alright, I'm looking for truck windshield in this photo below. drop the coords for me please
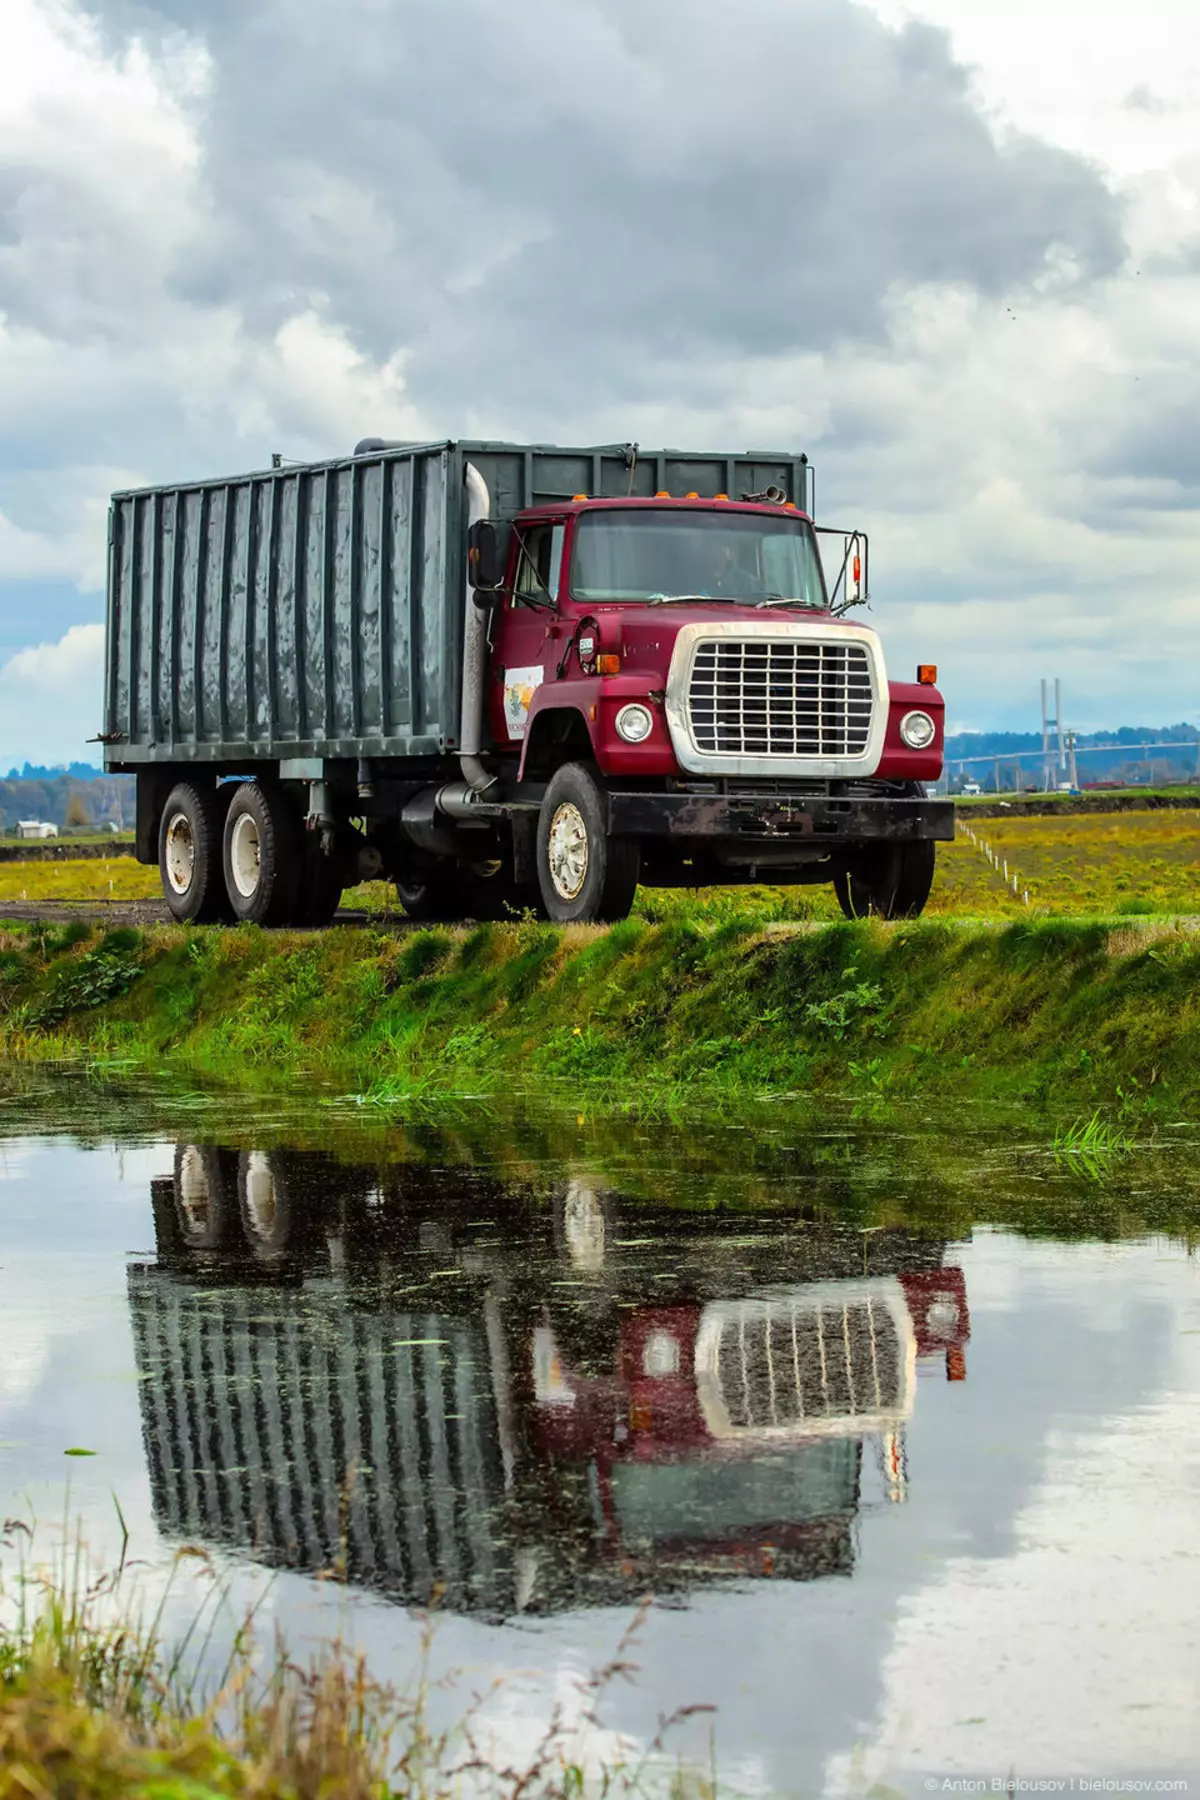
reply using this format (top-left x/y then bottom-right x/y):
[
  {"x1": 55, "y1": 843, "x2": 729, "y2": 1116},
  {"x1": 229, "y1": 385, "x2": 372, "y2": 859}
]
[{"x1": 570, "y1": 508, "x2": 827, "y2": 608}]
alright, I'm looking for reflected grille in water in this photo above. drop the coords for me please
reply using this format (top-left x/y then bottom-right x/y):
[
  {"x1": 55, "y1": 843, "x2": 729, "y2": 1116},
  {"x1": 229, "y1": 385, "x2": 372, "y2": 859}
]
[{"x1": 696, "y1": 1284, "x2": 913, "y2": 1438}]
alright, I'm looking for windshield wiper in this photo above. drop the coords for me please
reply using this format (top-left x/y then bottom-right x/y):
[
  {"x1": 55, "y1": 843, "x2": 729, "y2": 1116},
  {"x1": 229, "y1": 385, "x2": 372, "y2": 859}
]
[
  {"x1": 755, "y1": 594, "x2": 821, "y2": 609},
  {"x1": 646, "y1": 593, "x2": 750, "y2": 606}
]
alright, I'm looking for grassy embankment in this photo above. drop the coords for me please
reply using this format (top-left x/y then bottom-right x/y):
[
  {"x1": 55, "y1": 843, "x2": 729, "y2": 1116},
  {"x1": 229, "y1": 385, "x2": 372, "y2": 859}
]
[
  {"x1": 0, "y1": 807, "x2": 1195, "y2": 1112},
  {"x1": 1, "y1": 906, "x2": 1198, "y2": 1117},
  {"x1": 0, "y1": 1529, "x2": 697, "y2": 1799}
]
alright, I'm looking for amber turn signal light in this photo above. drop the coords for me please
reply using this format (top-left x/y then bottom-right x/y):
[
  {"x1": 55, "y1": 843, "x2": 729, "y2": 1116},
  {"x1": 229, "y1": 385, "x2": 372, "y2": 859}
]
[
  {"x1": 597, "y1": 653, "x2": 621, "y2": 675},
  {"x1": 918, "y1": 663, "x2": 938, "y2": 685}
]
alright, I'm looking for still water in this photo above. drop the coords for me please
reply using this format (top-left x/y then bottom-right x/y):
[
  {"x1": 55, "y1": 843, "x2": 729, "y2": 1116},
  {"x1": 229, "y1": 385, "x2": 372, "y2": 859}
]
[{"x1": 1, "y1": 1078, "x2": 1198, "y2": 1793}]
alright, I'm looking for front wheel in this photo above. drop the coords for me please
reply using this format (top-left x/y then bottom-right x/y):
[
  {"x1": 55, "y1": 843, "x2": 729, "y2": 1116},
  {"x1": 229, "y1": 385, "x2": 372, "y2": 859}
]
[
  {"x1": 536, "y1": 763, "x2": 639, "y2": 924},
  {"x1": 833, "y1": 839, "x2": 936, "y2": 920}
]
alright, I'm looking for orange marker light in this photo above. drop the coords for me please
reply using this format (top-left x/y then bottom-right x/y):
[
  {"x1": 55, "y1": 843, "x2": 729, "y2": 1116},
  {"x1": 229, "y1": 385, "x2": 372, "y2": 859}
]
[
  {"x1": 655, "y1": 489, "x2": 670, "y2": 497},
  {"x1": 685, "y1": 490, "x2": 699, "y2": 498},
  {"x1": 715, "y1": 492, "x2": 728, "y2": 500},
  {"x1": 572, "y1": 492, "x2": 588, "y2": 501},
  {"x1": 784, "y1": 501, "x2": 797, "y2": 510},
  {"x1": 918, "y1": 663, "x2": 938, "y2": 685},
  {"x1": 597, "y1": 653, "x2": 621, "y2": 675}
]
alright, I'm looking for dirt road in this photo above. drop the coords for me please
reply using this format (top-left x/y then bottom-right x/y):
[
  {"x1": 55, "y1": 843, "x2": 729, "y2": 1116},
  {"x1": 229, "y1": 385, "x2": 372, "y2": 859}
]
[{"x1": 0, "y1": 899, "x2": 395, "y2": 929}]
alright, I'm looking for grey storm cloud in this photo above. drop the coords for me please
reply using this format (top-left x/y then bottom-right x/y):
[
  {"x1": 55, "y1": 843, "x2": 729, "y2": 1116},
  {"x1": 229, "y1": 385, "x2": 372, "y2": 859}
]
[{"x1": 79, "y1": 0, "x2": 1124, "y2": 423}]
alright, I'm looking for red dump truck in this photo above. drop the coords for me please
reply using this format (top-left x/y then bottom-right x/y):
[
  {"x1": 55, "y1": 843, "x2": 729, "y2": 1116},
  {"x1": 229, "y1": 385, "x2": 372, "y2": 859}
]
[{"x1": 103, "y1": 440, "x2": 952, "y2": 925}]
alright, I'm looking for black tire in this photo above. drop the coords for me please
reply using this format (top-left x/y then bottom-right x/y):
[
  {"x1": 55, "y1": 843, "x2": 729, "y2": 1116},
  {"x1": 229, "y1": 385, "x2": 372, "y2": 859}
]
[
  {"x1": 237, "y1": 1150, "x2": 306, "y2": 1261},
  {"x1": 158, "y1": 781, "x2": 233, "y2": 923},
  {"x1": 237, "y1": 1149, "x2": 364, "y2": 1261},
  {"x1": 222, "y1": 781, "x2": 303, "y2": 926},
  {"x1": 462, "y1": 856, "x2": 545, "y2": 921},
  {"x1": 536, "y1": 762, "x2": 639, "y2": 924},
  {"x1": 395, "y1": 864, "x2": 458, "y2": 921},
  {"x1": 294, "y1": 836, "x2": 343, "y2": 927},
  {"x1": 173, "y1": 1144, "x2": 240, "y2": 1249},
  {"x1": 395, "y1": 858, "x2": 543, "y2": 922},
  {"x1": 833, "y1": 839, "x2": 936, "y2": 920}
]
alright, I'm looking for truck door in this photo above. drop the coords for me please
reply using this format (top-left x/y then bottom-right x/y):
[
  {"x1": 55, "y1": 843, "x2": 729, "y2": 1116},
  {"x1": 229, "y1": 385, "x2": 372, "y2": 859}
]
[{"x1": 488, "y1": 521, "x2": 566, "y2": 751}]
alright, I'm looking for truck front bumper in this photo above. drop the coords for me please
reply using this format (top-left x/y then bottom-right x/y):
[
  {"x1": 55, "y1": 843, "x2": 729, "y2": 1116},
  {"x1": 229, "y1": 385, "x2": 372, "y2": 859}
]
[{"x1": 606, "y1": 791, "x2": 955, "y2": 845}]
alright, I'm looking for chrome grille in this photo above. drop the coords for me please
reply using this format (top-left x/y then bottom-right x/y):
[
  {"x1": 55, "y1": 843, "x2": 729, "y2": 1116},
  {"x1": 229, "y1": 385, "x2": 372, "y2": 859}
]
[
  {"x1": 686, "y1": 638, "x2": 874, "y2": 760},
  {"x1": 698, "y1": 1293, "x2": 907, "y2": 1437}
]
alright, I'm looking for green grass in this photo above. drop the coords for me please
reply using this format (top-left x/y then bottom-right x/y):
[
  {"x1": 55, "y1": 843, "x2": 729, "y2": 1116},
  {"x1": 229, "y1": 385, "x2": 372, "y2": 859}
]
[
  {"x1": 2, "y1": 911, "x2": 1200, "y2": 1120},
  {"x1": 6, "y1": 802, "x2": 1196, "y2": 921}
]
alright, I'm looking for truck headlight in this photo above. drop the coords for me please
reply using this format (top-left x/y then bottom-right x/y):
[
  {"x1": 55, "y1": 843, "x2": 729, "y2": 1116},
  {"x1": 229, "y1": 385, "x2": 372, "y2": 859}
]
[
  {"x1": 615, "y1": 703, "x2": 653, "y2": 744},
  {"x1": 900, "y1": 709, "x2": 935, "y2": 750}
]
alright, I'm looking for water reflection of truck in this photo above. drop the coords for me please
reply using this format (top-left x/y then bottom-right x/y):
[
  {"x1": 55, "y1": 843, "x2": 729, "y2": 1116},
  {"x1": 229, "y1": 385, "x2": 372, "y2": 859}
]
[{"x1": 129, "y1": 1145, "x2": 969, "y2": 1616}]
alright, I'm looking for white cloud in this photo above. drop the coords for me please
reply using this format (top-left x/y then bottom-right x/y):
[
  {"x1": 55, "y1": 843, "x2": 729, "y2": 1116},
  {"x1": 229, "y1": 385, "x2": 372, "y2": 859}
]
[
  {"x1": 826, "y1": 1295, "x2": 1200, "y2": 1784},
  {"x1": 0, "y1": 0, "x2": 1195, "y2": 740},
  {"x1": 0, "y1": 621, "x2": 105, "y2": 764}
]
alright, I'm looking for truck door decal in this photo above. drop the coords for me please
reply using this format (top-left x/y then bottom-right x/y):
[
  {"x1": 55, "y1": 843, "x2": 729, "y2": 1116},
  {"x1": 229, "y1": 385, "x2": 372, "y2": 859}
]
[{"x1": 503, "y1": 665, "x2": 544, "y2": 741}]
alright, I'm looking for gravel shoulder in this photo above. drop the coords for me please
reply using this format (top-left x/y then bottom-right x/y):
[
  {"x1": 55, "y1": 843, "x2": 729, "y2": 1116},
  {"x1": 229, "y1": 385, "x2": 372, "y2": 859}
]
[{"x1": 0, "y1": 899, "x2": 397, "y2": 928}]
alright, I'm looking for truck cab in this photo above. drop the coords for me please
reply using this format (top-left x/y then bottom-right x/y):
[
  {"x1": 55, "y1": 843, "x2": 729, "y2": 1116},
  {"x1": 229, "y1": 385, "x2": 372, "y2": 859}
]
[{"x1": 468, "y1": 487, "x2": 950, "y2": 921}]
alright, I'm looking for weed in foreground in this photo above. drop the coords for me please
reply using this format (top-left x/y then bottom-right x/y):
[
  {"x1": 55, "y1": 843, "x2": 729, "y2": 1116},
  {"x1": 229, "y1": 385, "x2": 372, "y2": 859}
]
[{"x1": 0, "y1": 1517, "x2": 721, "y2": 1798}]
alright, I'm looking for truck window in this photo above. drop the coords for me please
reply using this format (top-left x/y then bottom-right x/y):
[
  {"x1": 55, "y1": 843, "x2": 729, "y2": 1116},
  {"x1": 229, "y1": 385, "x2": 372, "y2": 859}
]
[
  {"x1": 571, "y1": 508, "x2": 827, "y2": 607},
  {"x1": 513, "y1": 523, "x2": 565, "y2": 606}
]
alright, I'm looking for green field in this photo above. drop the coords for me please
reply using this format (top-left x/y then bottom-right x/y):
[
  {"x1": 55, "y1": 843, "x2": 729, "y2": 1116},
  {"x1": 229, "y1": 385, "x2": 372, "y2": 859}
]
[{"x1": 4, "y1": 806, "x2": 1195, "y2": 921}]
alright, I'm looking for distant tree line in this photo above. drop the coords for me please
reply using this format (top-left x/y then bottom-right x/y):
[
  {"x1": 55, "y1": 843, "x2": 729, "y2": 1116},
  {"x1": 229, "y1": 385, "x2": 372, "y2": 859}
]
[
  {"x1": 4, "y1": 761, "x2": 108, "y2": 781},
  {"x1": 0, "y1": 774, "x2": 135, "y2": 833}
]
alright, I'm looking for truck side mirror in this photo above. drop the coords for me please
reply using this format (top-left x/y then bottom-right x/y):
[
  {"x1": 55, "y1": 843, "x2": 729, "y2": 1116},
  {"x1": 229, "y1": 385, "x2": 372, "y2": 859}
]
[{"x1": 468, "y1": 519, "x2": 511, "y2": 594}]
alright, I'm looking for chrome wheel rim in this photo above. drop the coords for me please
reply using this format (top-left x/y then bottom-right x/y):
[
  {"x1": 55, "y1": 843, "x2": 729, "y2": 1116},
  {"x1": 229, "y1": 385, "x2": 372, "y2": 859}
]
[
  {"x1": 164, "y1": 812, "x2": 195, "y2": 895},
  {"x1": 548, "y1": 801, "x2": 588, "y2": 901},
  {"x1": 242, "y1": 1151, "x2": 278, "y2": 1242},
  {"x1": 230, "y1": 812, "x2": 262, "y2": 899},
  {"x1": 177, "y1": 1144, "x2": 211, "y2": 1237}
]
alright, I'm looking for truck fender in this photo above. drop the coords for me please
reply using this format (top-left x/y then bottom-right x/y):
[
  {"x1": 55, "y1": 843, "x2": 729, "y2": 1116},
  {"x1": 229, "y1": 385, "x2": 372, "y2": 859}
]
[{"x1": 517, "y1": 697, "x2": 600, "y2": 782}]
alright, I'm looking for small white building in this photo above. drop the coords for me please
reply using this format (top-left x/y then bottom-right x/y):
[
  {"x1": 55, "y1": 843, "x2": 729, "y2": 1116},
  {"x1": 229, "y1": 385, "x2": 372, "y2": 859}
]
[{"x1": 15, "y1": 820, "x2": 58, "y2": 840}]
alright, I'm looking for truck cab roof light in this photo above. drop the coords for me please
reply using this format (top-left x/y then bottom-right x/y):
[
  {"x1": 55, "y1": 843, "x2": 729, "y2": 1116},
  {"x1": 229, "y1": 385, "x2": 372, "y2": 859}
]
[
  {"x1": 784, "y1": 501, "x2": 797, "y2": 509},
  {"x1": 715, "y1": 492, "x2": 728, "y2": 500},
  {"x1": 572, "y1": 493, "x2": 588, "y2": 501},
  {"x1": 918, "y1": 664, "x2": 938, "y2": 685},
  {"x1": 685, "y1": 491, "x2": 699, "y2": 498},
  {"x1": 655, "y1": 489, "x2": 670, "y2": 497}
]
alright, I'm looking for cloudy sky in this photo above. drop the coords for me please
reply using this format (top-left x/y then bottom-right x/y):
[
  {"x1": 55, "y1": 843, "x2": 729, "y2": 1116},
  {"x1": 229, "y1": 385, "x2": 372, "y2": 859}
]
[{"x1": 1, "y1": 0, "x2": 1197, "y2": 765}]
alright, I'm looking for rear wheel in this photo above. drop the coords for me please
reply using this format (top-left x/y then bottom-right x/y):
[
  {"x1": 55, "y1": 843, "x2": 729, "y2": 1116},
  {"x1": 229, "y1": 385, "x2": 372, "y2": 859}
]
[
  {"x1": 222, "y1": 781, "x2": 303, "y2": 926},
  {"x1": 173, "y1": 1144, "x2": 239, "y2": 1249},
  {"x1": 833, "y1": 839, "x2": 936, "y2": 920},
  {"x1": 236, "y1": 1150, "x2": 316, "y2": 1261},
  {"x1": 158, "y1": 782, "x2": 232, "y2": 923},
  {"x1": 536, "y1": 762, "x2": 640, "y2": 924}
]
